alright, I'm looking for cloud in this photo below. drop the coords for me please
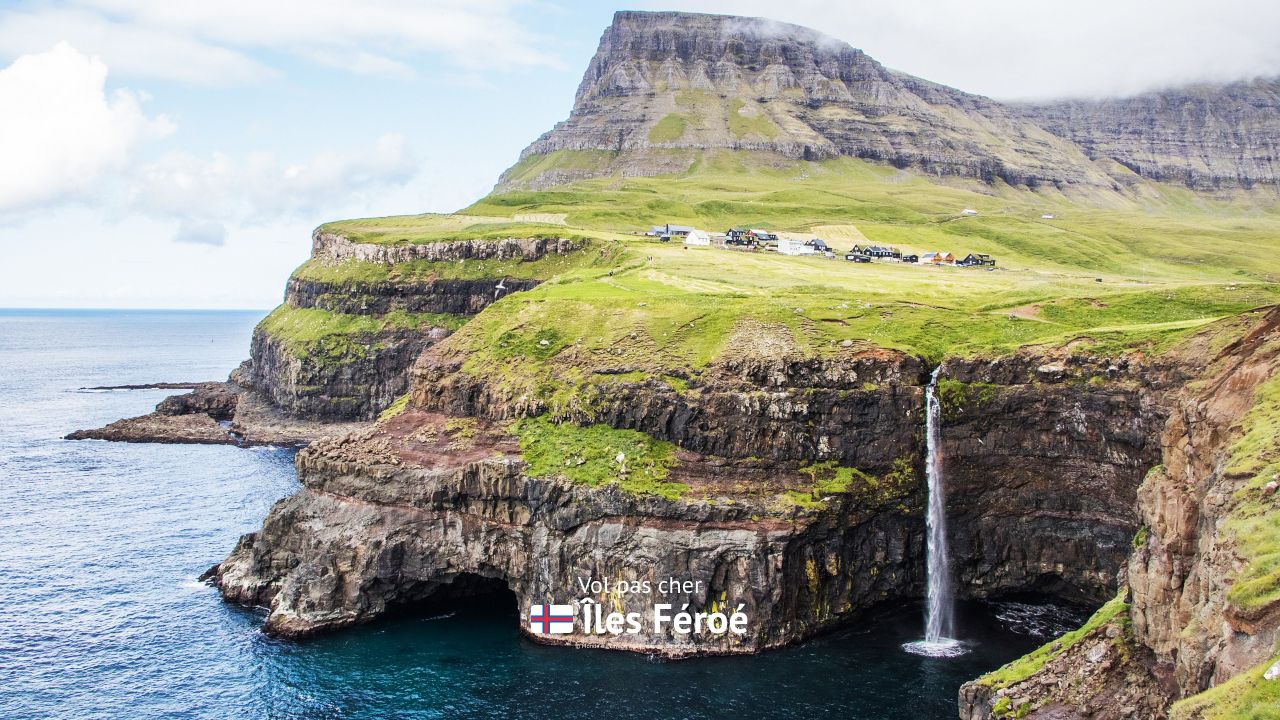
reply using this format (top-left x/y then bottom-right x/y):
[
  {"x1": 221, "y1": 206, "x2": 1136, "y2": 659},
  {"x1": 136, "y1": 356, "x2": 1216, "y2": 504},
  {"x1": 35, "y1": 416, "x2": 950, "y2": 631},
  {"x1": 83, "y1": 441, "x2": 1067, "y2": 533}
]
[
  {"x1": 0, "y1": 42, "x2": 172, "y2": 215},
  {"x1": 641, "y1": 0, "x2": 1280, "y2": 99},
  {"x1": 0, "y1": 8, "x2": 270, "y2": 84},
  {"x1": 130, "y1": 133, "x2": 420, "y2": 229},
  {"x1": 0, "y1": 0, "x2": 560, "y2": 85},
  {"x1": 173, "y1": 219, "x2": 226, "y2": 246}
]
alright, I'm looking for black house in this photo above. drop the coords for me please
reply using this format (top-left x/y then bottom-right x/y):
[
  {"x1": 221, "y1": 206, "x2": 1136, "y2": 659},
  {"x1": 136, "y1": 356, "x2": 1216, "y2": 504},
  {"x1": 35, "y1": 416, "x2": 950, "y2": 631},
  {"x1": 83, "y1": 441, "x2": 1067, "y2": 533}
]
[{"x1": 958, "y1": 253, "x2": 996, "y2": 267}]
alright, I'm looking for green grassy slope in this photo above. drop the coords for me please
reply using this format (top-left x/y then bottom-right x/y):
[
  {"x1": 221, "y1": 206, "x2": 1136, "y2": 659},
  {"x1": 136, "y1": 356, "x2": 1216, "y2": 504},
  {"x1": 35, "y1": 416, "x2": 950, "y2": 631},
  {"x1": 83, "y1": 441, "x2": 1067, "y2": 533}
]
[{"x1": 303, "y1": 153, "x2": 1280, "y2": 410}]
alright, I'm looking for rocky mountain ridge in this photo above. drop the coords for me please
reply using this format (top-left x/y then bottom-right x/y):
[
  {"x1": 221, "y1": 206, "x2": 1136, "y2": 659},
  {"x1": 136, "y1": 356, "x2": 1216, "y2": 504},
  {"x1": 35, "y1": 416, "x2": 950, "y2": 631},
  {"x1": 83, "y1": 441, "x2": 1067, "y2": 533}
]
[{"x1": 501, "y1": 11, "x2": 1280, "y2": 194}]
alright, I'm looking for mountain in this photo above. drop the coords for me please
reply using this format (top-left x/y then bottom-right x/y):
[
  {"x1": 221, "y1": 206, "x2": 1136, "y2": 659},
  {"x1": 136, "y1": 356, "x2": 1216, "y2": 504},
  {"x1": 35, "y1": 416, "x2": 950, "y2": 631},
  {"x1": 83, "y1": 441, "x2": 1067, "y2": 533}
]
[
  {"x1": 1017, "y1": 77, "x2": 1280, "y2": 190},
  {"x1": 500, "y1": 10, "x2": 1280, "y2": 195},
  {"x1": 501, "y1": 11, "x2": 1110, "y2": 191}
]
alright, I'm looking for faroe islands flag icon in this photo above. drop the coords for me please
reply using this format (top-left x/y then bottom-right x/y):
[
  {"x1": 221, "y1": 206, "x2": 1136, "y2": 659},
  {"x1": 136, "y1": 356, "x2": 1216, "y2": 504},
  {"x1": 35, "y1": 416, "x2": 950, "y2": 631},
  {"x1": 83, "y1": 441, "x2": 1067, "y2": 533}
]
[{"x1": 528, "y1": 604, "x2": 575, "y2": 634}]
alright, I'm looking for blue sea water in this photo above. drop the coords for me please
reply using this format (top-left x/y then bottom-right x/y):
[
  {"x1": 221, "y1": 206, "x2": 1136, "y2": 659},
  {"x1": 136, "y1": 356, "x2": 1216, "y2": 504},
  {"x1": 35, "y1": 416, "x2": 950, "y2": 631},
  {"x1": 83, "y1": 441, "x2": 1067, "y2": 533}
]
[{"x1": 0, "y1": 309, "x2": 1086, "y2": 720}]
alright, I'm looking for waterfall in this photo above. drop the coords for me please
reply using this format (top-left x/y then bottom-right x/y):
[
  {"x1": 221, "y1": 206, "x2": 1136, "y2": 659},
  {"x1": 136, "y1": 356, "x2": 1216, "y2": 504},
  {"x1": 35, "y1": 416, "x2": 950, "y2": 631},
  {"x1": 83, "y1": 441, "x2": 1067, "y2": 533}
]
[{"x1": 903, "y1": 366, "x2": 968, "y2": 657}]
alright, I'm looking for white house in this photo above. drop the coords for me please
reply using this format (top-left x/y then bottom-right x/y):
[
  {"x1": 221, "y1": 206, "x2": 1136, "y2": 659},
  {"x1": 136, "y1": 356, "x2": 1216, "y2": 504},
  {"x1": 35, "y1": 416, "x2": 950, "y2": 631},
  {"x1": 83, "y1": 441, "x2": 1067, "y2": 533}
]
[
  {"x1": 683, "y1": 229, "x2": 711, "y2": 246},
  {"x1": 961, "y1": 208, "x2": 979, "y2": 216},
  {"x1": 776, "y1": 237, "x2": 815, "y2": 256}
]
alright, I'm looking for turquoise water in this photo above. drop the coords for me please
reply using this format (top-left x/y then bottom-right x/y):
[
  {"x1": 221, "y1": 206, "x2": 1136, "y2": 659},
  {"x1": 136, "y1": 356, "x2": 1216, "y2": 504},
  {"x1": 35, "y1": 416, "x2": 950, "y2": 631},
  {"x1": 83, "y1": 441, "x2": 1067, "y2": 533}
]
[{"x1": 0, "y1": 310, "x2": 1085, "y2": 719}]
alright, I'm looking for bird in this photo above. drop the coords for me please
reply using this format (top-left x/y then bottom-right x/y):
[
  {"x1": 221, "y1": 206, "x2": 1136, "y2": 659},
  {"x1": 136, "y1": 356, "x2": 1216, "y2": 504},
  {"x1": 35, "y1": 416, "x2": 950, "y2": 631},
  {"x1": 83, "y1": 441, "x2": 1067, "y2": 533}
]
[{"x1": 494, "y1": 278, "x2": 507, "y2": 300}]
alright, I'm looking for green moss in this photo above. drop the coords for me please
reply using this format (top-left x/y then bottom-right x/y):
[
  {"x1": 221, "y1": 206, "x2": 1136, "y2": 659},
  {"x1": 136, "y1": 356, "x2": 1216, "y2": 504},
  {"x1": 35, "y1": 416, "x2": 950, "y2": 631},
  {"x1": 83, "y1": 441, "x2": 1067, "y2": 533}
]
[
  {"x1": 1223, "y1": 374, "x2": 1280, "y2": 613},
  {"x1": 256, "y1": 306, "x2": 467, "y2": 368},
  {"x1": 1133, "y1": 526, "x2": 1149, "y2": 549},
  {"x1": 514, "y1": 416, "x2": 687, "y2": 500},
  {"x1": 1170, "y1": 645, "x2": 1280, "y2": 720},
  {"x1": 978, "y1": 588, "x2": 1130, "y2": 691},
  {"x1": 728, "y1": 98, "x2": 779, "y2": 139},
  {"x1": 936, "y1": 379, "x2": 999, "y2": 417},
  {"x1": 661, "y1": 375, "x2": 690, "y2": 393},
  {"x1": 378, "y1": 393, "x2": 411, "y2": 422},
  {"x1": 782, "y1": 457, "x2": 916, "y2": 510},
  {"x1": 649, "y1": 114, "x2": 689, "y2": 143}
]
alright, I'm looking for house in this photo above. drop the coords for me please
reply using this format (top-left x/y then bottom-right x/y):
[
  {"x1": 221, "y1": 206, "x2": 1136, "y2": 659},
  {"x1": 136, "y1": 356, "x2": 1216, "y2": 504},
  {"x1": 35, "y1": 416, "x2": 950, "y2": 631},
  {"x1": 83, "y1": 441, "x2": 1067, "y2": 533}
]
[
  {"x1": 862, "y1": 245, "x2": 897, "y2": 258},
  {"x1": 961, "y1": 208, "x2": 979, "y2": 216},
  {"x1": 806, "y1": 238, "x2": 832, "y2": 253},
  {"x1": 920, "y1": 252, "x2": 956, "y2": 265},
  {"x1": 1041, "y1": 214, "x2": 1055, "y2": 219},
  {"x1": 725, "y1": 227, "x2": 752, "y2": 244},
  {"x1": 777, "y1": 237, "x2": 815, "y2": 256},
  {"x1": 899, "y1": 254, "x2": 919, "y2": 264},
  {"x1": 750, "y1": 228, "x2": 778, "y2": 243},
  {"x1": 648, "y1": 224, "x2": 695, "y2": 241},
  {"x1": 683, "y1": 229, "x2": 711, "y2": 246},
  {"x1": 957, "y1": 253, "x2": 996, "y2": 267},
  {"x1": 845, "y1": 252, "x2": 872, "y2": 263}
]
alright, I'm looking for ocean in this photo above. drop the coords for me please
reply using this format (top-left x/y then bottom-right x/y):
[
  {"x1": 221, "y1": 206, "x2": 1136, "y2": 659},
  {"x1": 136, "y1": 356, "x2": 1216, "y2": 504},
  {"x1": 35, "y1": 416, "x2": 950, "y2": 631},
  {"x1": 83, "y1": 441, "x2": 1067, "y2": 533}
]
[{"x1": 0, "y1": 309, "x2": 1084, "y2": 719}]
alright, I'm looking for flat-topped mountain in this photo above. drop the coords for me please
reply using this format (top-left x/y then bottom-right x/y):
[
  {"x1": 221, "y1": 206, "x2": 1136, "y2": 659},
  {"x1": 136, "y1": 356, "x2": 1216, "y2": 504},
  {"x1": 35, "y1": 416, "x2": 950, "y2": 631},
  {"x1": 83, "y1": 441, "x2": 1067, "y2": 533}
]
[{"x1": 501, "y1": 10, "x2": 1280, "y2": 194}]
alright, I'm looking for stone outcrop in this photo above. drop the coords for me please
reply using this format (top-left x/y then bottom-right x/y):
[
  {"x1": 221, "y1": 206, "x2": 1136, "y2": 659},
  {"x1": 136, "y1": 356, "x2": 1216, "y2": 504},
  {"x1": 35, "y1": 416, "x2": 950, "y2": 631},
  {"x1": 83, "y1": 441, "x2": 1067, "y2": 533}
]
[{"x1": 65, "y1": 381, "x2": 369, "y2": 446}]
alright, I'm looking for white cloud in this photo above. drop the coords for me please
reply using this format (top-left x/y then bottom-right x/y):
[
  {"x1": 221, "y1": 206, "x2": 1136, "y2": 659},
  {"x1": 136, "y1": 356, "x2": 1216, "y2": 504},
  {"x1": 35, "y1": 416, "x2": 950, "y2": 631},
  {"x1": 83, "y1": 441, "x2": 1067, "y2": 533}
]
[
  {"x1": 0, "y1": 43, "x2": 172, "y2": 215},
  {"x1": 0, "y1": 8, "x2": 270, "y2": 84},
  {"x1": 643, "y1": 0, "x2": 1280, "y2": 99},
  {"x1": 173, "y1": 219, "x2": 226, "y2": 246},
  {"x1": 0, "y1": 0, "x2": 560, "y2": 85},
  {"x1": 130, "y1": 133, "x2": 420, "y2": 236}
]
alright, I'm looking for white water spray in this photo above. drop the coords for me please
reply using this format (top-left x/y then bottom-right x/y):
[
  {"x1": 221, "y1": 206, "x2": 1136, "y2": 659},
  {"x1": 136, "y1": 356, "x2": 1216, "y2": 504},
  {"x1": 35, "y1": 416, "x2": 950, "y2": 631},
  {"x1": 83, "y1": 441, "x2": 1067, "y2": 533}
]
[{"x1": 903, "y1": 367, "x2": 968, "y2": 658}]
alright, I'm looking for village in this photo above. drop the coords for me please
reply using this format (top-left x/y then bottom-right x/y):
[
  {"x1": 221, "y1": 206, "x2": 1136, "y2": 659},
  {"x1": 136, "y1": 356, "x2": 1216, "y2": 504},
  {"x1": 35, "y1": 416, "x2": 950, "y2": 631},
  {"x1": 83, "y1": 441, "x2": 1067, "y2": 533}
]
[{"x1": 645, "y1": 222, "x2": 998, "y2": 269}]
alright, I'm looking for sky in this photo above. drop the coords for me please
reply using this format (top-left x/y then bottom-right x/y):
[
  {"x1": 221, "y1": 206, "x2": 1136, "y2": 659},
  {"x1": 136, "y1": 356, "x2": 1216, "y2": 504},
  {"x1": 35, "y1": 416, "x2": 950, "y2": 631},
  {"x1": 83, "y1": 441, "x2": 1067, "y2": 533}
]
[{"x1": 1, "y1": 0, "x2": 1277, "y2": 309}]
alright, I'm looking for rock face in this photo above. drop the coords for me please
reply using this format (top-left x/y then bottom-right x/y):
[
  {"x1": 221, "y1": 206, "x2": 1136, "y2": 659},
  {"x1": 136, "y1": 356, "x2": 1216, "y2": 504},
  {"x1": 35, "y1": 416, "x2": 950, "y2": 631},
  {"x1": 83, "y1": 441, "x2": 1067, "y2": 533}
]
[
  {"x1": 501, "y1": 11, "x2": 1280, "y2": 193},
  {"x1": 958, "y1": 308, "x2": 1280, "y2": 719},
  {"x1": 412, "y1": 347, "x2": 928, "y2": 470},
  {"x1": 1018, "y1": 78, "x2": 1280, "y2": 190},
  {"x1": 210, "y1": 410, "x2": 925, "y2": 655},
  {"x1": 209, "y1": 334, "x2": 1217, "y2": 656},
  {"x1": 939, "y1": 352, "x2": 1182, "y2": 604}
]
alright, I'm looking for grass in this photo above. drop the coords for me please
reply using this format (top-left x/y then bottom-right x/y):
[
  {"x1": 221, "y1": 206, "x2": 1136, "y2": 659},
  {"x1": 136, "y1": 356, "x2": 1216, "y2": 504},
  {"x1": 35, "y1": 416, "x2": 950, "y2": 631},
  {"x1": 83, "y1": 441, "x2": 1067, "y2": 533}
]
[
  {"x1": 649, "y1": 113, "x2": 689, "y2": 143},
  {"x1": 1170, "y1": 645, "x2": 1280, "y2": 720},
  {"x1": 514, "y1": 416, "x2": 687, "y2": 500},
  {"x1": 303, "y1": 152, "x2": 1280, "y2": 427},
  {"x1": 727, "y1": 98, "x2": 779, "y2": 139},
  {"x1": 290, "y1": 238, "x2": 626, "y2": 284},
  {"x1": 378, "y1": 393, "x2": 411, "y2": 422},
  {"x1": 317, "y1": 213, "x2": 589, "y2": 246},
  {"x1": 257, "y1": 306, "x2": 468, "y2": 367},
  {"x1": 1222, "y1": 373, "x2": 1280, "y2": 613},
  {"x1": 781, "y1": 457, "x2": 917, "y2": 509},
  {"x1": 977, "y1": 588, "x2": 1130, "y2": 691}
]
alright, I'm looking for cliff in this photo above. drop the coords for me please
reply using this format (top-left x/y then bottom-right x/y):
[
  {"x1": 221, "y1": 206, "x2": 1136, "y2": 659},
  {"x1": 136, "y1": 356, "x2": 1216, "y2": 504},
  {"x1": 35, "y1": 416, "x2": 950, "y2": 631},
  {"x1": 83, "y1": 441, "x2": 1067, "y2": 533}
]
[
  {"x1": 1018, "y1": 78, "x2": 1280, "y2": 191},
  {"x1": 960, "y1": 308, "x2": 1280, "y2": 719}
]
